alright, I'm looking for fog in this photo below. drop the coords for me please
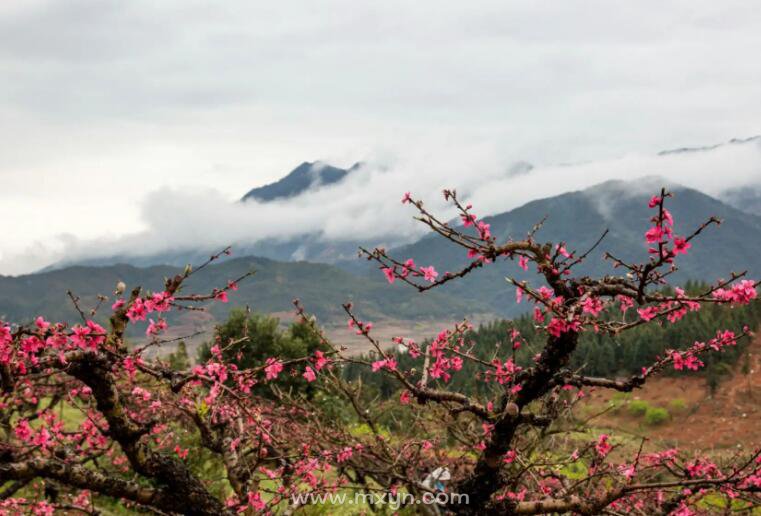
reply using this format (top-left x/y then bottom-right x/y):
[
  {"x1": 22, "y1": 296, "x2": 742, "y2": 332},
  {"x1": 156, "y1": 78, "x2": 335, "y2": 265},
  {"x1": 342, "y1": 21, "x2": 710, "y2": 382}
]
[{"x1": 2, "y1": 136, "x2": 758, "y2": 275}]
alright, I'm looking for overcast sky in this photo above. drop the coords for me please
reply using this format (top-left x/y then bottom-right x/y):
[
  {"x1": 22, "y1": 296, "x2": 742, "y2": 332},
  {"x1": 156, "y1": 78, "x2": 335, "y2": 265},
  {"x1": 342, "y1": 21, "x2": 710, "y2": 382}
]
[{"x1": 1, "y1": 0, "x2": 761, "y2": 275}]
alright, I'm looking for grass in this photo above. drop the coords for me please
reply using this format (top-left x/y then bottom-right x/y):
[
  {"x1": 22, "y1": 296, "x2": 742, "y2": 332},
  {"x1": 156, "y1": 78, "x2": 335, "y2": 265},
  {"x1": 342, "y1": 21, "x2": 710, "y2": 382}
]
[
  {"x1": 627, "y1": 399, "x2": 649, "y2": 417},
  {"x1": 644, "y1": 406, "x2": 669, "y2": 425}
]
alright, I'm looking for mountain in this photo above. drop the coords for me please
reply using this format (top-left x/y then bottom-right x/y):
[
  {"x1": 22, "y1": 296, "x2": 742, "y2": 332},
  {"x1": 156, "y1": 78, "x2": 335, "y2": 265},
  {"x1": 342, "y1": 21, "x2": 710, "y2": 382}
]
[
  {"x1": 63, "y1": 237, "x2": 371, "y2": 271},
  {"x1": 371, "y1": 178, "x2": 761, "y2": 316},
  {"x1": 39, "y1": 135, "x2": 761, "y2": 274},
  {"x1": 1, "y1": 256, "x2": 490, "y2": 332},
  {"x1": 241, "y1": 161, "x2": 361, "y2": 202},
  {"x1": 719, "y1": 187, "x2": 761, "y2": 217},
  {"x1": 658, "y1": 135, "x2": 760, "y2": 156},
  {"x1": 19, "y1": 179, "x2": 761, "y2": 328},
  {"x1": 43, "y1": 161, "x2": 367, "y2": 271},
  {"x1": 655, "y1": 135, "x2": 761, "y2": 217}
]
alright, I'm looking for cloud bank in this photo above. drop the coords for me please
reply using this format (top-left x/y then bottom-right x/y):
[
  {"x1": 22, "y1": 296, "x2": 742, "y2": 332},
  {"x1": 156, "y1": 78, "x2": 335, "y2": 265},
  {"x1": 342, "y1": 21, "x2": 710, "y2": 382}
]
[{"x1": 2, "y1": 137, "x2": 759, "y2": 275}]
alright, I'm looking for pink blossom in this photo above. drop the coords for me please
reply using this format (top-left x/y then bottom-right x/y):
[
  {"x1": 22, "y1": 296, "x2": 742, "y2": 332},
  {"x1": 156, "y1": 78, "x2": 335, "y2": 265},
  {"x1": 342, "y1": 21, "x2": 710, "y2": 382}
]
[
  {"x1": 461, "y1": 213, "x2": 477, "y2": 227},
  {"x1": 673, "y1": 236, "x2": 691, "y2": 255},
  {"x1": 476, "y1": 221, "x2": 492, "y2": 240},
  {"x1": 381, "y1": 267, "x2": 395, "y2": 284},
  {"x1": 336, "y1": 446, "x2": 354, "y2": 463},
  {"x1": 619, "y1": 464, "x2": 636, "y2": 480},
  {"x1": 34, "y1": 317, "x2": 50, "y2": 332},
  {"x1": 547, "y1": 318, "x2": 568, "y2": 337},
  {"x1": 596, "y1": 434, "x2": 612, "y2": 457},
  {"x1": 14, "y1": 419, "x2": 32, "y2": 442},
  {"x1": 637, "y1": 306, "x2": 659, "y2": 321},
  {"x1": 518, "y1": 256, "x2": 529, "y2": 271},
  {"x1": 264, "y1": 358, "x2": 283, "y2": 380},
  {"x1": 302, "y1": 366, "x2": 317, "y2": 382},
  {"x1": 419, "y1": 265, "x2": 438, "y2": 283},
  {"x1": 246, "y1": 492, "x2": 266, "y2": 511},
  {"x1": 581, "y1": 296, "x2": 605, "y2": 316},
  {"x1": 32, "y1": 502, "x2": 55, "y2": 516},
  {"x1": 146, "y1": 318, "x2": 167, "y2": 337},
  {"x1": 131, "y1": 386, "x2": 152, "y2": 402},
  {"x1": 313, "y1": 350, "x2": 329, "y2": 371},
  {"x1": 0, "y1": 323, "x2": 12, "y2": 348},
  {"x1": 672, "y1": 352, "x2": 685, "y2": 370},
  {"x1": 645, "y1": 226, "x2": 665, "y2": 244},
  {"x1": 215, "y1": 290, "x2": 229, "y2": 303},
  {"x1": 618, "y1": 295, "x2": 634, "y2": 313},
  {"x1": 147, "y1": 291, "x2": 173, "y2": 312},
  {"x1": 371, "y1": 357, "x2": 397, "y2": 372},
  {"x1": 400, "y1": 390, "x2": 411, "y2": 404},
  {"x1": 126, "y1": 298, "x2": 148, "y2": 322}
]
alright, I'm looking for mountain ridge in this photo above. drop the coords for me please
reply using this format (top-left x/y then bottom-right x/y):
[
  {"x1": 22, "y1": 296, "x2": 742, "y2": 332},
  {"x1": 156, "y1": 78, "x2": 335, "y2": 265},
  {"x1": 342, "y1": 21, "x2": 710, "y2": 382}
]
[
  {"x1": 240, "y1": 161, "x2": 361, "y2": 202},
  {"x1": 373, "y1": 178, "x2": 761, "y2": 316},
  {"x1": 7, "y1": 178, "x2": 761, "y2": 326}
]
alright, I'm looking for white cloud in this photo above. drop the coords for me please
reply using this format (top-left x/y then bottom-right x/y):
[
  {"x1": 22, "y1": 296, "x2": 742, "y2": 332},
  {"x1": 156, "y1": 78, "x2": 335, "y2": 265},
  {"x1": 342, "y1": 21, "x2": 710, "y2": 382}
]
[{"x1": 2, "y1": 136, "x2": 760, "y2": 275}]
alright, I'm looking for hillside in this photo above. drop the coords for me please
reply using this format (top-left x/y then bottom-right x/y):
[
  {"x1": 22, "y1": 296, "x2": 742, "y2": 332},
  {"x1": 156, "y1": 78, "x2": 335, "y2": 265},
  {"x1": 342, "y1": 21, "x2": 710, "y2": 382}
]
[
  {"x1": 581, "y1": 333, "x2": 761, "y2": 451},
  {"x1": 0, "y1": 256, "x2": 491, "y2": 332},
  {"x1": 10, "y1": 179, "x2": 761, "y2": 328},
  {"x1": 369, "y1": 179, "x2": 761, "y2": 316}
]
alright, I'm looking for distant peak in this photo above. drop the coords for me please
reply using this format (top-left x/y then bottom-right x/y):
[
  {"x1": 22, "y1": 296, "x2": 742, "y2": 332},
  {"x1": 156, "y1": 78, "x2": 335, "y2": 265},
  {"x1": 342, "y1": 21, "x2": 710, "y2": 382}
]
[
  {"x1": 506, "y1": 160, "x2": 534, "y2": 177},
  {"x1": 582, "y1": 176, "x2": 681, "y2": 196},
  {"x1": 658, "y1": 135, "x2": 760, "y2": 156},
  {"x1": 241, "y1": 161, "x2": 361, "y2": 202}
]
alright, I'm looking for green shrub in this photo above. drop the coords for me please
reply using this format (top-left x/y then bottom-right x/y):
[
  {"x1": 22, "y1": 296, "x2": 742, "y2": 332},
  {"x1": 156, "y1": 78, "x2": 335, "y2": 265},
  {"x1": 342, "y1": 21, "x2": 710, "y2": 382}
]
[
  {"x1": 644, "y1": 407, "x2": 669, "y2": 425},
  {"x1": 197, "y1": 309, "x2": 330, "y2": 398},
  {"x1": 628, "y1": 399, "x2": 649, "y2": 417},
  {"x1": 669, "y1": 398, "x2": 688, "y2": 413}
]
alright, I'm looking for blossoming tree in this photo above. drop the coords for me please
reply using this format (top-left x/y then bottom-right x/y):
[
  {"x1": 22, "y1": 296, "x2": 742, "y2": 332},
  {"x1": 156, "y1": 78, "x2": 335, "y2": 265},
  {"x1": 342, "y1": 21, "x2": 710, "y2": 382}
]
[{"x1": 1, "y1": 190, "x2": 760, "y2": 515}]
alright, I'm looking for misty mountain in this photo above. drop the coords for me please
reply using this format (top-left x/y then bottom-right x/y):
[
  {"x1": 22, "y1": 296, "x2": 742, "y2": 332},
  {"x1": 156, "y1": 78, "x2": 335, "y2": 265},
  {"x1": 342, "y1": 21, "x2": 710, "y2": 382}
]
[
  {"x1": 44, "y1": 161, "x2": 369, "y2": 271},
  {"x1": 14, "y1": 178, "x2": 761, "y2": 328},
  {"x1": 719, "y1": 186, "x2": 761, "y2": 217},
  {"x1": 241, "y1": 161, "x2": 361, "y2": 202},
  {"x1": 654, "y1": 134, "x2": 761, "y2": 217},
  {"x1": 658, "y1": 135, "x2": 760, "y2": 156},
  {"x1": 39, "y1": 134, "x2": 761, "y2": 275},
  {"x1": 363, "y1": 178, "x2": 761, "y2": 316}
]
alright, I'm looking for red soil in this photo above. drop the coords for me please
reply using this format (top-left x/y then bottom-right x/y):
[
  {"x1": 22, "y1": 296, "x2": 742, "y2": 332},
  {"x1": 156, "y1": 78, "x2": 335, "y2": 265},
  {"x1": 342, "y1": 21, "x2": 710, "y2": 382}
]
[{"x1": 583, "y1": 334, "x2": 761, "y2": 451}]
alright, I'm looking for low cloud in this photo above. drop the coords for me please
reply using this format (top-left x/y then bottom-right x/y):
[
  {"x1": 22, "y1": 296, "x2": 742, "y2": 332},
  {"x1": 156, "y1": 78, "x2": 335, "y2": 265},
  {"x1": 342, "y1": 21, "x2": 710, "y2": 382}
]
[{"x1": 2, "y1": 137, "x2": 759, "y2": 275}]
